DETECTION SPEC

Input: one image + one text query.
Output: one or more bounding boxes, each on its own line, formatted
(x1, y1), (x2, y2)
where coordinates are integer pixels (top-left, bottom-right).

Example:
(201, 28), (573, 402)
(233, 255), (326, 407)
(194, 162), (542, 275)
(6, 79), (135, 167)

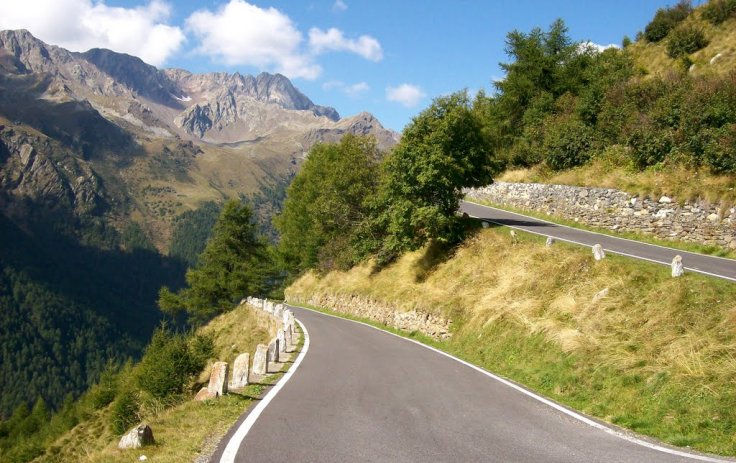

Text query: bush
(702, 0), (736, 24)
(135, 328), (210, 399)
(543, 118), (595, 170)
(644, 1), (693, 42)
(702, 124), (736, 173)
(622, 36), (632, 48)
(627, 126), (674, 169)
(666, 26), (708, 58)
(110, 388), (139, 435)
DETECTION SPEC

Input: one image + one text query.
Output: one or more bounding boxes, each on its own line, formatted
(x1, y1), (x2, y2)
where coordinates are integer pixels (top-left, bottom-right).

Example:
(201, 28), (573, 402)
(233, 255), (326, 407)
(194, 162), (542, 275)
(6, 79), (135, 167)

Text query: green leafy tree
(643, 1), (692, 42)
(373, 91), (499, 260)
(276, 135), (381, 272)
(158, 200), (272, 323)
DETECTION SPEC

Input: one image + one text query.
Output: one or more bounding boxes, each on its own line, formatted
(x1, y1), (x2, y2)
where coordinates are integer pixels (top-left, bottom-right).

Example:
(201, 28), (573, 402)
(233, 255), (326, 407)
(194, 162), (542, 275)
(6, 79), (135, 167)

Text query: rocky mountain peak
(80, 48), (180, 106)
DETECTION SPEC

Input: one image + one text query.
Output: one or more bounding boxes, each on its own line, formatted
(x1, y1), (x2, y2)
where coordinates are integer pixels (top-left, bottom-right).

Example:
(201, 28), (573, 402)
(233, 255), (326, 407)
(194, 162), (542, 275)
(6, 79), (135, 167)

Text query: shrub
(88, 363), (119, 410)
(543, 118), (595, 170)
(627, 125), (674, 169)
(135, 328), (209, 399)
(702, 124), (736, 173)
(622, 36), (632, 48)
(666, 25), (708, 58)
(644, 1), (693, 42)
(110, 388), (139, 435)
(701, 0), (736, 24)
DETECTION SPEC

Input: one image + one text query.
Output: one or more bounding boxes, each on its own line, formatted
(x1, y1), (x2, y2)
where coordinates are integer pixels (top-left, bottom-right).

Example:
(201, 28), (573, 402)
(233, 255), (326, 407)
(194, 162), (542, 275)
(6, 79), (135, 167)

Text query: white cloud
(186, 0), (321, 79)
(322, 80), (369, 97)
(386, 84), (426, 108)
(0, 0), (184, 66)
(309, 27), (383, 62)
(333, 0), (348, 12)
(581, 41), (620, 54)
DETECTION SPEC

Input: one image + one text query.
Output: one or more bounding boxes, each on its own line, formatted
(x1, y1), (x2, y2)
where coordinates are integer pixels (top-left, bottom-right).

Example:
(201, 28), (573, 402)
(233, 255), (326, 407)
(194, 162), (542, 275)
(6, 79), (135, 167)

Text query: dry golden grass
(288, 227), (736, 454)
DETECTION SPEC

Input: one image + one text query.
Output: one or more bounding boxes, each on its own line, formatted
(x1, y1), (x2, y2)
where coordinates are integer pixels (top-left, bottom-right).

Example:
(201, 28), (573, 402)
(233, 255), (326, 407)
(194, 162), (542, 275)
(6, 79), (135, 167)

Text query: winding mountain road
(460, 200), (736, 282)
(214, 306), (731, 463)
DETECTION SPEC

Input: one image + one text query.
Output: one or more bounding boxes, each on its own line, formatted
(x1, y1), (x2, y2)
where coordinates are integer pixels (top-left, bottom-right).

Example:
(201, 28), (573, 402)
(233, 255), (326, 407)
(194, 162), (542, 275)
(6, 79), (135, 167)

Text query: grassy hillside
(628, 2), (736, 77)
(14, 302), (283, 463)
(287, 225), (736, 455)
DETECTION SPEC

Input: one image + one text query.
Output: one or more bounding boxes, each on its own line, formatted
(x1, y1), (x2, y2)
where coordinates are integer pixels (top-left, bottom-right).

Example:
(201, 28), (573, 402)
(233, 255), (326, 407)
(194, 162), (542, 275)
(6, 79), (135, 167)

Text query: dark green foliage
(666, 25), (708, 58)
(276, 135), (380, 272)
(543, 118), (595, 170)
(88, 361), (120, 410)
(701, 124), (736, 172)
(244, 174), (293, 242)
(644, 1), (693, 42)
(374, 91), (498, 260)
(159, 201), (274, 323)
(702, 0), (736, 24)
(627, 125), (674, 168)
(121, 222), (155, 251)
(622, 36), (632, 48)
(169, 201), (221, 266)
(135, 327), (211, 398)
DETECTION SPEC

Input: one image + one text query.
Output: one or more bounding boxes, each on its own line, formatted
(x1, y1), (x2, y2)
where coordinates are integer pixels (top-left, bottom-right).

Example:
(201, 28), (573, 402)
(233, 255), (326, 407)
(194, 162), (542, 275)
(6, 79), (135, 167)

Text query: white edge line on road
(465, 213), (736, 283)
(219, 319), (310, 463)
(462, 200), (736, 263)
(291, 303), (732, 463)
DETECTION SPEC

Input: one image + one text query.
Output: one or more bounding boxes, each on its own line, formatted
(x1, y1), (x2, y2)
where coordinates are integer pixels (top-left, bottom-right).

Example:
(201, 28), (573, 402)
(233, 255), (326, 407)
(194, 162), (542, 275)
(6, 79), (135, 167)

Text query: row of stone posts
(194, 298), (298, 401)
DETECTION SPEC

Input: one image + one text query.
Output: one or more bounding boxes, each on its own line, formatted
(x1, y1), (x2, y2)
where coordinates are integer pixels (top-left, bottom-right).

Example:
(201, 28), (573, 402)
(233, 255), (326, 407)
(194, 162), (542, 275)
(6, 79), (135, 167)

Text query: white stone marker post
(277, 329), (286, 353)
(207, 361), (229, 396)
(592, 244), (606, 261)
(546, 236), (555, 247)
(230, 353), (250, 389)
(672, 255), (684, 277)
(267, 338), (279, 365)
(252, 344), (268, 375)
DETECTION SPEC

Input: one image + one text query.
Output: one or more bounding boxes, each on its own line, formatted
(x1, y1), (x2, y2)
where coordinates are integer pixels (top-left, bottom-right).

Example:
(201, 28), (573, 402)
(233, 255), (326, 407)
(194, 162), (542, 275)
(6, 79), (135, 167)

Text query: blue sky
(2, 0), (685, 131)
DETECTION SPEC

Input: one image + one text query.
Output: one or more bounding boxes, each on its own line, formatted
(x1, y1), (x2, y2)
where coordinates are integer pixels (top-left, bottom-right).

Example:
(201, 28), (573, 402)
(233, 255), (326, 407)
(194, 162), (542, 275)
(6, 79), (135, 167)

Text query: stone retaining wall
(466, 182), (736, 249)
(287, 293), (452, 340)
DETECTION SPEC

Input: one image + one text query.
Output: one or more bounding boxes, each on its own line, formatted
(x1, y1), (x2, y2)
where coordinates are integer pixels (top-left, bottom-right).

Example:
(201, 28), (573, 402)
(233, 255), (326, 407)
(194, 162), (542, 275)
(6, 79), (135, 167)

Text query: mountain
(0, 29), (398, 418)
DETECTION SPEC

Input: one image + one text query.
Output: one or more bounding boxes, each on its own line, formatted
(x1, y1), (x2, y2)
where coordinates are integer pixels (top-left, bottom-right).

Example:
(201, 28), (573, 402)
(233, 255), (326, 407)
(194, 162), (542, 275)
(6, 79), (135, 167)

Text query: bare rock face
(118, 424), (154, 449)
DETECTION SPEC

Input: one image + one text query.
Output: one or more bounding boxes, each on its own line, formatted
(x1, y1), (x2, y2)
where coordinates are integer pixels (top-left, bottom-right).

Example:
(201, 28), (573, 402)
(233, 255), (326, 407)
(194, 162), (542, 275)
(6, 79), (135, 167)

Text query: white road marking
(292, 304), (733, 462)
(219, 319), (310, 463)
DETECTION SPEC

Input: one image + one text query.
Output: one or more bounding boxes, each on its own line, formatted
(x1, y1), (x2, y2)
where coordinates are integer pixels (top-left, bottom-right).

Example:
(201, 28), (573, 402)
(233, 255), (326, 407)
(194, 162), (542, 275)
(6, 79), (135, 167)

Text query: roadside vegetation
(287, 225), (736, 455)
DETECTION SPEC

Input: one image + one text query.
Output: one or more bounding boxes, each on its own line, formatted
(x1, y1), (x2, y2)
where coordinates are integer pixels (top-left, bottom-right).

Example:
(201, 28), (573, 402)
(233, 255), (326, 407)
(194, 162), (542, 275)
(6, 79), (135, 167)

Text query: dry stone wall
(288, 293), (452, 340)
(466, 182), (736, 249)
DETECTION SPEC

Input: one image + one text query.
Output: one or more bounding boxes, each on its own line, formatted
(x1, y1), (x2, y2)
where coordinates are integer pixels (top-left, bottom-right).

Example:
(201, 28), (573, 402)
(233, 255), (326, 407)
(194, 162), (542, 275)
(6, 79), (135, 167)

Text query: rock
(592, 244), (606, 261)
(267, 338), (279, 366)
(481, 221), (489, 229)
(252, 344), (268, 375)
(139, 456), (148, 461)
(710, 52), (723, 65)
(194, 387), (217, 401)
(207, 361), (228, 396)
(510, 230), (517, 239)
(592, 288), (609, 303)
(230, 353), (250, 389)
(545, 236), (555, 247)
(118, 424), (154, 449)
(659, 196), (672, 204)
(707, 213), (720, 222)
(672, 255), (684, 277)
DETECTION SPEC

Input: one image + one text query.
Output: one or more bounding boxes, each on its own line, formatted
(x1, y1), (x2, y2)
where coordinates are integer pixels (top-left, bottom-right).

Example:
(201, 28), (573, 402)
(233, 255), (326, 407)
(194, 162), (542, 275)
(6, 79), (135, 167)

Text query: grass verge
(287, 226), (736, 456)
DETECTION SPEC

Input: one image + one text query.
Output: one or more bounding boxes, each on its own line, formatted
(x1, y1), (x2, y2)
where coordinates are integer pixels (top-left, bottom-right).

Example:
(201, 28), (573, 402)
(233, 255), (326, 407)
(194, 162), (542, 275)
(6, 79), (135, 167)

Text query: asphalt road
(460, 200), (736, 282)
(215, 306), (730, 463)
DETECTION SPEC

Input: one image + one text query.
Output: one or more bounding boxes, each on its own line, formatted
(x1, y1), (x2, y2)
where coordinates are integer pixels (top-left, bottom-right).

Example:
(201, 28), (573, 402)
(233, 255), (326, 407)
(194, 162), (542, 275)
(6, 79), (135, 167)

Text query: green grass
(464, 197), (736, 259)
(287, 226), (736, 456)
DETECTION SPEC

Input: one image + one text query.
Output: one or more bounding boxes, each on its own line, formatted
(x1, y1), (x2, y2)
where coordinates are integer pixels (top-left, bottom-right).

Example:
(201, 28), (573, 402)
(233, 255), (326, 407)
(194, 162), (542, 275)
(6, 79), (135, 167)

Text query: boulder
(230, 353), (250, 389)
(118, 424), (154, 449)
(545, 236), (555, 247)
(194, 387), (217, 401)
